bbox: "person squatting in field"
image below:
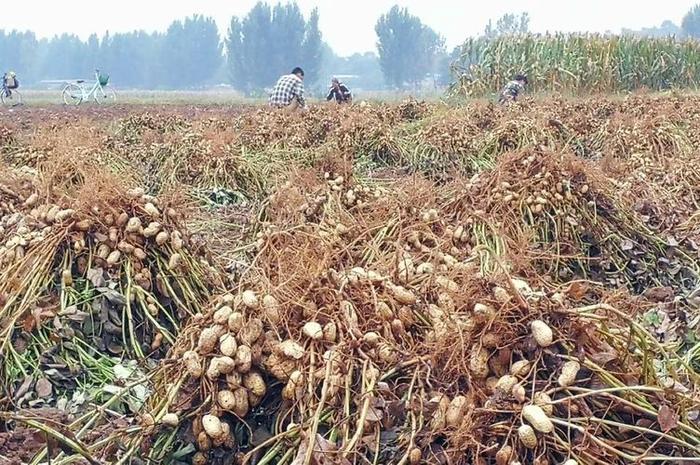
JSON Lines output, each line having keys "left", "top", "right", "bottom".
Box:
{"left": 269, "top": 67, "right": 306, "bottom": 112}
{"left": 499, "top": 74, "right": 528, "bottom": 104}
{"left": 326, "top": 77, "right": 352, "bottom": 104}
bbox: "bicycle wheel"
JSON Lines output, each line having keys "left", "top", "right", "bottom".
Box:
{"left": 62, "top": 84, "right": 83, "bottom": 105}
{"left": 95, "top": 87, "right": 116, "bottom": 105}
{"left": 1, "top": 89, "right": 21, "bottom": 106}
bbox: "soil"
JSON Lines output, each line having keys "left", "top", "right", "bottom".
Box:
{"left": 0, "top": 104, "right": 251, "bottom": 128}
{"left": 0, "top": 408, "right": 69, "bottom": 464}
{"left": 0, "top": 425, "right": 46, "bottom": 464}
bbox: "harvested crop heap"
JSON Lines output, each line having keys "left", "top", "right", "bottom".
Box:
{"left": 0, "top": 158, "right": 223, "bottom": 429}
{"left": 2, "top": 95, "right": 700, "bottom": 465}
{"left": 142, "top": 171, "right": 700, "bottom": 465}
{"left": 447, "top": 147, "right": 699, "bottom": 290}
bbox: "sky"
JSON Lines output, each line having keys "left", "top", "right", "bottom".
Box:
{"left": 3, "top": 0, "right": 698, "bottom": 56}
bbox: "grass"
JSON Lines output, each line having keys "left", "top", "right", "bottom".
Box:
{"left": 4, "top": 88, "right": 449, "bottom": 107}
{"left": 4, "top": 89, "right": 255, "bottom": 106}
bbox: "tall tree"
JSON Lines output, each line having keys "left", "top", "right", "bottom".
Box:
{"left": 226, "top": 1, "right": 322, "bottom": 93}
{"left": 0, "top": 13, "right": 242, "bottom": 89}
{"left": 100, "top": 31, "right": 164, "bottom": 88}
{"left": 227, "top": 2, "right": 273, "bottom": 92}
{"left": 0, "top": 31, "right": 38, "bottom": 80}
{"left": 187, "top": 15, "right": 223, "bottom": 85}
{"left": 162, "top": 20, "right": 185, "bottom": 87}
{"left": 162, "top": 15, "right": 222, "bottom": 88}
{"left": 302, "top": 8, "right": 322, "bottom": 86}
{"left": 682, "top": 5, "right": 700, "bottom": 38}
{"left": 270, "top": 3, "right": 306, "bottom": 74}
{"left": 375, "top": 5, "right": 445, "bottom": 88}
{"left": 225, "top": 17, "right": 246, "bottom": 90}
{"left": 41, "top": 34, "right": 86, "bottom": 79}
{"left": 85, "top": 34, "right": 100, "bottom": 72}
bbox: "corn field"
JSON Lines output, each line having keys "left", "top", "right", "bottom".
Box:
{"left": 450, "top": 33, "right": 700, "bottom": 96}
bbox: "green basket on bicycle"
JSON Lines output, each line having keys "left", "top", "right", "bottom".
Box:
{"left": 98, "top": 73, "right": 110, "bottom": 86}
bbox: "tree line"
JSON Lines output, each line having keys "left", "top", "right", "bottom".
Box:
{"left": 3, "top": 2, "right": 700, "bottom": 92}
{"left": 0, "top": 2, "right": 451, "bottom": 92}
{"left": 0, "top": 16, "right": 222, "bottom": 89}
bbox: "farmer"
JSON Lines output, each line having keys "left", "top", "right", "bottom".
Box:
{"left": 269, "top": 67, "right": 306, "bottom": 112}
{"left": 2, "top": 71, "right": 19, "bottom": 97}
{"left": 326, "top": 77, "right": 352, "bottom": 104}
{"left": 499, "top": 74, "right": 528, "bottom": 104}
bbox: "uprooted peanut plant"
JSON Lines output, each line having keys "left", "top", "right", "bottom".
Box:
{"left": 1, "top": 95, "right": 699, "bottom": 465}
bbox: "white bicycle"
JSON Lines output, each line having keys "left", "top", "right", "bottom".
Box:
{"left": 62, "top": 69, "right": 116, "bottom": 105}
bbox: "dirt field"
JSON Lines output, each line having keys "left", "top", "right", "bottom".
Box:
{"left": 1, "top": 95, "right": 699, "bottom": 464}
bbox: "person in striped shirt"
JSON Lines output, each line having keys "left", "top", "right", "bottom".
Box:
{"left": 268, "top": 67, "right": 306, "bottom": 112}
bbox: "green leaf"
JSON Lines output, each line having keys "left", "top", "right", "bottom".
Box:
{"left": 643, "top": 310, "right": 662, "bottom": 328}
{"left": 171, "top": 444, "right": 196, "bottom": 460}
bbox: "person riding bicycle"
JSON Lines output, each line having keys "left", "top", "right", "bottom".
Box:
{"left": 499, "top": 74, "right": 528, "bottom": 104}
{"left": 2, "top": 71, "right": 19, "bottom": 97}
{"left": 326, "top": 77, "right": 352, "bottom": 104}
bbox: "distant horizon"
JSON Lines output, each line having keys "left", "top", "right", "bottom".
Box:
{"left": 3, "top": 0, "right": 697, "bottom": 56}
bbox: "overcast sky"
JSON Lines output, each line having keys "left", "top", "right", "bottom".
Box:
{"left": 4, "top": 0, "right": 697, "bottom": 55}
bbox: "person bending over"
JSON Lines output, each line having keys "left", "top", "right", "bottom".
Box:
{"left": 269, "top": 67, "right": 306, "bottom": 112}
{"left": 326, "top": 77, "right": 352, "bottom": 104}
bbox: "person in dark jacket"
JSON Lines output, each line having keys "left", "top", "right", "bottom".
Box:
{"left": 326, "top": 78, "right": 352, "bottom": 104}
{"left": 499, "top": 74, "right": 528, "bottom": 104}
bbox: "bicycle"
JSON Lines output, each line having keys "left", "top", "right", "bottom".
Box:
{"left": 1, "top": 74, "right": 22, "bottom": 106}
{"left": 62, "top": 69, "right": 116, "bottom": 105}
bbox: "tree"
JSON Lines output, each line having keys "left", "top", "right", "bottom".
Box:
{"left": 375, "top": 5, "right": 445, "bottom": 88}
{"left": 101, "top": 31, "right": 164, "bottom": 88}
{"left": 0, "top": 14, "right": 225, "bottom": 89}
{"left": 0, "top": 31, "right": 39, "bottom": 82}
{"left": 682, "top": 5, "right": 700, "bottom": 38}
{"left": 162, "top": 15, "right": 222, "bottom": 88}
{"left": 435, "top": 46, "right": 462, "bottom": 87}
{"left": 225, "top": 1, "right": 323, "bottom": 93}
{"left": 187, "top": 15, "right": 223, "bottom": 85}
{"left": 622, "top": 20, "right": 680, "bottom": 38}
{"left": 270, "top": 3, "right": 306, "bottom": 75}
{"left": 302, "top": 8, "right": 322, "bottom": 87}
{"left": 41, "top": 34, "right": 86, "bottom": 79}
{"left": 226, "top": 17, "right": 246, "bottom": 90}
{"left": 319, "top": 45, "right": 386, "bottom": 91}
{"left": 85, "top": 34, "right": 100, "bottom": 71}
{"left": 227, "top": 2, "right": 273, "bottom": 92}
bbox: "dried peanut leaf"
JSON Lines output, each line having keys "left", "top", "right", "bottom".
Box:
{"left": 96, "top": 287, "right": 126, "bottom": 306}
{"left": 35, "top": 378, "right": 53, "bottom": 398}
{"left": 87, "top": 268, "right": 106, "bottom": 287}
{"left": 658, "top": 404, "right": 678, "bottom": 432}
